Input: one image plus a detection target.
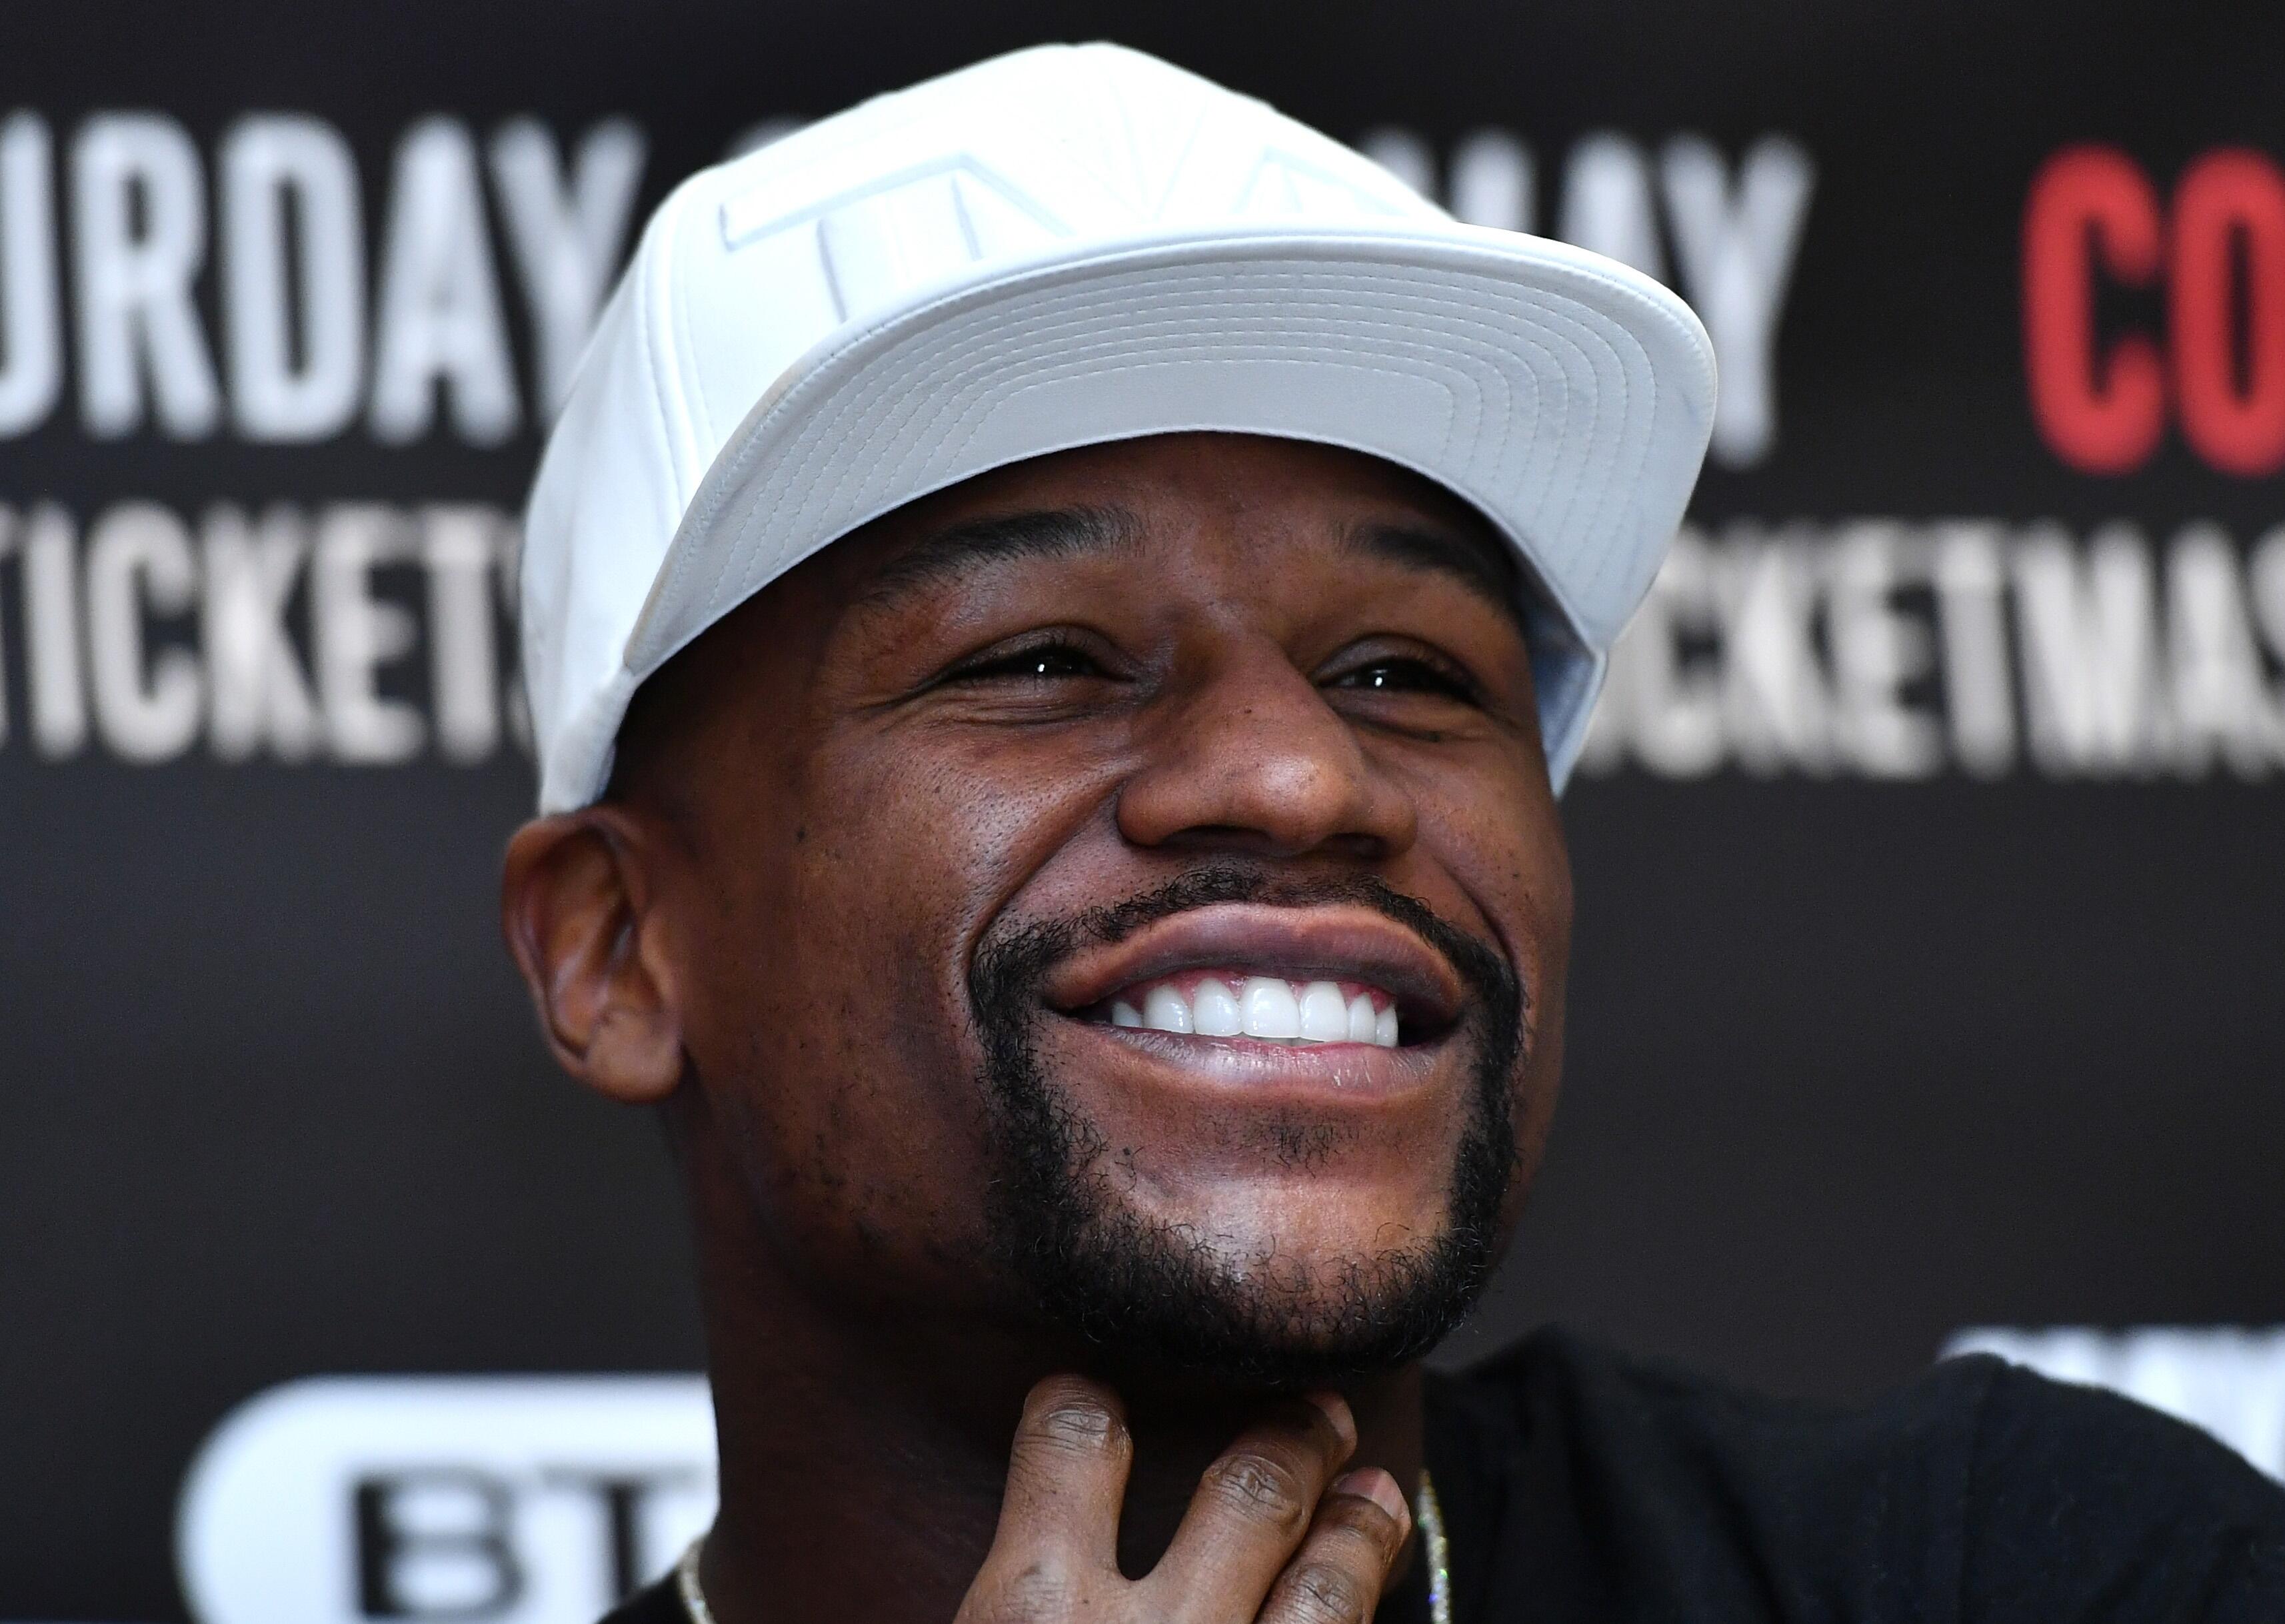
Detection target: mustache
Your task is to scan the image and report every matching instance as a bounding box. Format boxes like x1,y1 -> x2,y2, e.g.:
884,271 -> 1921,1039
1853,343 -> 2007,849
973,860 -> 1528,1039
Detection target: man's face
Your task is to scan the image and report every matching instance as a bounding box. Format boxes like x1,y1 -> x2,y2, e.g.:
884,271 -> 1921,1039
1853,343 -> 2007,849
609,432 -> 1572,1387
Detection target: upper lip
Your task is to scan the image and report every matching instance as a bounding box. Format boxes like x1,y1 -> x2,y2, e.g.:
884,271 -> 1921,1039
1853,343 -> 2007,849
1041,902 -> 1469,1032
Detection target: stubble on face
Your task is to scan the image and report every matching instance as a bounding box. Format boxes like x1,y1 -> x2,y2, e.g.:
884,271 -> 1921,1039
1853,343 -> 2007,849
967,862 -> 1527,1392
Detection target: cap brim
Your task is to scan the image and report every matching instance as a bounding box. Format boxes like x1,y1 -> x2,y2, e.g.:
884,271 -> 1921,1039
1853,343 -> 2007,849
569,223 -> 1713,806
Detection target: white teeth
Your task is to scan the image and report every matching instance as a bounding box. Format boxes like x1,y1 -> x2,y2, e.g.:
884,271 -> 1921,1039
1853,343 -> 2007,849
1191,979 -> 1244,1036
1105,976 -> 1400,1048
1142,984 -> 1192,1034
1240,976 -> 1302,1040
1298,981 -> 1349,1042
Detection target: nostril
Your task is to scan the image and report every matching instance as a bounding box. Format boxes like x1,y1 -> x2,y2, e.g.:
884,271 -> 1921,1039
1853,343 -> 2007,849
1148,824 -> 1310,856
1135,827 -> 1394,866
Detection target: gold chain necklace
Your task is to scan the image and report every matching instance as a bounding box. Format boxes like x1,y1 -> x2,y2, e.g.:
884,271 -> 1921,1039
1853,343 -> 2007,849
676,1473 -> 1452,1624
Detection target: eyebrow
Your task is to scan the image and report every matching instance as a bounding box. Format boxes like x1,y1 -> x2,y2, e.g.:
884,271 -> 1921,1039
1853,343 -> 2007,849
853,501 -> 1527,629
1342,518 -> 1528,630
855,504 -> 1143,610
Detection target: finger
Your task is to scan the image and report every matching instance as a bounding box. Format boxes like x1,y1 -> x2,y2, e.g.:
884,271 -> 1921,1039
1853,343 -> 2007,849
1145,1391 -> 1358,1611
987,1375 -> 1134,1573
1258,1469 -> 1411,1624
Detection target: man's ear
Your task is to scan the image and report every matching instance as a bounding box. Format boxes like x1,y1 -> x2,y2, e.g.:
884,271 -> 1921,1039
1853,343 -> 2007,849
500,809 -> 686,1104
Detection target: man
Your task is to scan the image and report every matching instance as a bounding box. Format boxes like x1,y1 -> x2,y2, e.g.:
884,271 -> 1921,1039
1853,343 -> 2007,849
501,43 -> 2285,1624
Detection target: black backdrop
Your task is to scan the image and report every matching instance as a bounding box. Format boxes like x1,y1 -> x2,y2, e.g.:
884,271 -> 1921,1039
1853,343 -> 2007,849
5,3 -> 2284,1618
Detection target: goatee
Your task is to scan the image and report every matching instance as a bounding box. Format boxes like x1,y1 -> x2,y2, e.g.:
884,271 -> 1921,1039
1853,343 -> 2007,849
967,863 -> 1527,1391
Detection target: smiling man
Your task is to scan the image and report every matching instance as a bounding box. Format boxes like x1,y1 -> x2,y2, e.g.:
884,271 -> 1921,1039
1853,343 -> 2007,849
501,43 -> 2285,1624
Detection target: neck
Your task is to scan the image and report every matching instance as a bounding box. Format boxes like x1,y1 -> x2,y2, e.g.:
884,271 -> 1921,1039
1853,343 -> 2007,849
681,1159 -> 1426,1623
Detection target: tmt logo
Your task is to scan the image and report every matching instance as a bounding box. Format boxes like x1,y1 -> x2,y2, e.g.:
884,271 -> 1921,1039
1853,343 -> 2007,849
2025,145 -> 2285,476
177,1376 -> 716,1624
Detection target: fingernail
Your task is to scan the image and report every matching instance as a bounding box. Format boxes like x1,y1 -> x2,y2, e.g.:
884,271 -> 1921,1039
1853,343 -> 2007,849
1303,1390 -> 1356,1447
1334,1468 -> 1409,1526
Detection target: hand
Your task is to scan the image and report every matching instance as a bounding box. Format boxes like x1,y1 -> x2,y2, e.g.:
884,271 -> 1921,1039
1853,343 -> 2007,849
955,1374 -> 1413,1623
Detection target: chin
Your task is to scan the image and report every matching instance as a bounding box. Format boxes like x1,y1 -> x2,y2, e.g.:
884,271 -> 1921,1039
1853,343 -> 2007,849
999,1179 -> 1499,1391
1129,1182 -> 1462,1283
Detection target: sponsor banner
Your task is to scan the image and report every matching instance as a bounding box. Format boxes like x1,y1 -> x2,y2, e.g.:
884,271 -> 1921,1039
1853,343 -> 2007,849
9,506 -> 2281,778
0,500 -> 525,766
7,113 -> 2284,784
0,111 -> 644,449
0,111 -> 1796,460
1584,518 -> 2285,780
177,1377 -> 715,1624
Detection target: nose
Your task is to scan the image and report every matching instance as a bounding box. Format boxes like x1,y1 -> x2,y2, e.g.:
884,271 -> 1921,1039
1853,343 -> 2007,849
1115,638 -> 1419,862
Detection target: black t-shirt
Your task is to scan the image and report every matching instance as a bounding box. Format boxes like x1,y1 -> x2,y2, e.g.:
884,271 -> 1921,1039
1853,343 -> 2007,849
601,1326 -> 2285,1623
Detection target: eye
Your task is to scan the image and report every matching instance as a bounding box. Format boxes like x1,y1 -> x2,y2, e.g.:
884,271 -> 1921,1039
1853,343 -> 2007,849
1329,655 -> 1477,702
947,639 -> 1106,683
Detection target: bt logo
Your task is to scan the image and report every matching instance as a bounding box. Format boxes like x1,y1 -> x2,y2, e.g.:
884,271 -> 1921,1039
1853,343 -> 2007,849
177,1377 -> 715,1624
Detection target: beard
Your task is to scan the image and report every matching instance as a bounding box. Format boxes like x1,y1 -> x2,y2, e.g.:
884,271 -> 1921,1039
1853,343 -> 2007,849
967,862 -> 1527,1392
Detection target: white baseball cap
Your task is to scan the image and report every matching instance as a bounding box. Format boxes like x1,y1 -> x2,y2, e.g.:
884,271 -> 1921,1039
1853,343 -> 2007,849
521,41 -> 1716,812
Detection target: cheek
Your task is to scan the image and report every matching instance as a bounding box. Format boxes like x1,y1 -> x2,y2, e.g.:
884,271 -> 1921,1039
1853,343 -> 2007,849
1404,746 -> 1571,972
677,731 -> 1115,1278
1476,794 -> 1570,1201
1402,749 -> 1571,1096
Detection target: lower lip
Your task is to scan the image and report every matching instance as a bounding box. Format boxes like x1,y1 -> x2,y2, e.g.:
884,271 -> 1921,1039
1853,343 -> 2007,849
1052,1015 -> 1447,1102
